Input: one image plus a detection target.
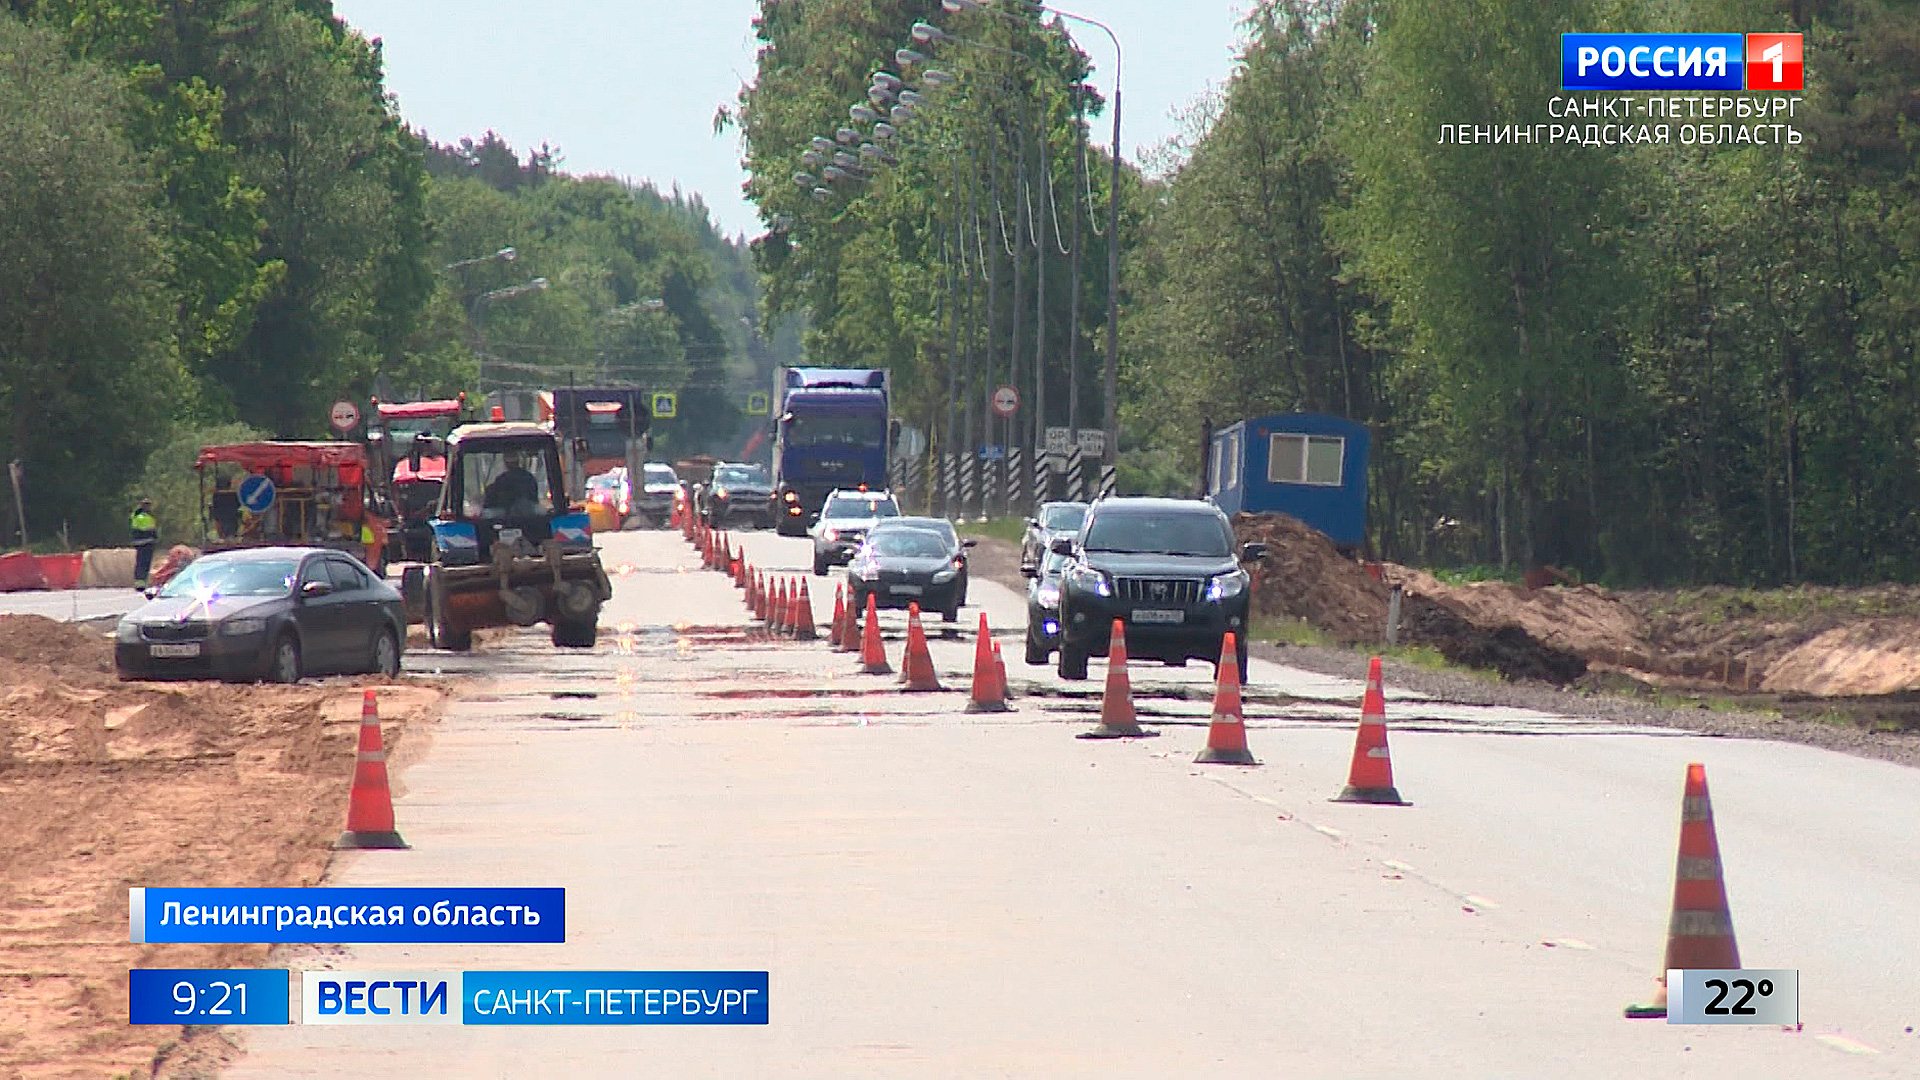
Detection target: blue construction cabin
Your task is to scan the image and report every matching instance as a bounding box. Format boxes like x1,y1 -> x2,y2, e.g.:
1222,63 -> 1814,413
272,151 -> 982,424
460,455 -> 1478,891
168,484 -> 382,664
1207,413 -> 1370,551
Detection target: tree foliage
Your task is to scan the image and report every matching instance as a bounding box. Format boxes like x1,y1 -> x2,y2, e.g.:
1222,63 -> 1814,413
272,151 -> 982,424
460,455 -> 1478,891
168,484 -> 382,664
1121,0 -> 1920,585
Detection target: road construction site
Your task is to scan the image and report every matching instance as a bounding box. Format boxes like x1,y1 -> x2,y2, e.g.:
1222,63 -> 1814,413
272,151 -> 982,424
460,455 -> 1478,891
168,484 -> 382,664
3,525 -> 1918,1078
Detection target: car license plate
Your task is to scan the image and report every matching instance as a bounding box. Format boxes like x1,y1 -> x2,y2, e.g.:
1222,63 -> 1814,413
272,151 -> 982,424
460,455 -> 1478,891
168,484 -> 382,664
499,528 -> 522,543
1132,609 -> 1184,624
149,642 -> 202,658
890,584 -> 923,596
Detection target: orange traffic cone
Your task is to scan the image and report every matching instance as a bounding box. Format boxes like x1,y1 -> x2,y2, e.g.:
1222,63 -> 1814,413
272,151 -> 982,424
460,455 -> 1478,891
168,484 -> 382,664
836,590 -> 861,652
898,602 -> 942,691
781,577 -> 797,636
859,593 -> 892,674
828,585 -> 846,648
733,552 -> 746,589
1625,763 -> 1741,1018
1195,632 -> 1257,765
993,640 -> 1010,700
774,577 -> 790,632
965,612 -> 1009,712
1079,619 -> 1147,739
715,534 -> 729,575
753,570 -> 768,621
336,689 -> 408,849
744,563 -> 757,608
793,579 -> 819,640
1333,656 -> 1409,804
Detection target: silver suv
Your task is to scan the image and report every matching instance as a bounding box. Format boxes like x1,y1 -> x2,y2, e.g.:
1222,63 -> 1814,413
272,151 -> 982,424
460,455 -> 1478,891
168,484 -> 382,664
808,489 -> 901,575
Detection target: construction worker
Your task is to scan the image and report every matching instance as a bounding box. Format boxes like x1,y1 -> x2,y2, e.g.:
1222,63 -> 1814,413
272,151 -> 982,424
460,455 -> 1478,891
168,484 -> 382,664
130,497 -> 159,587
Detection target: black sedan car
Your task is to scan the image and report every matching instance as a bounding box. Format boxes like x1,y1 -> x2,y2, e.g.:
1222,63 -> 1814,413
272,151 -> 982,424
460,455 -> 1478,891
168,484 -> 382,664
1022,548 -> 1072,664
1052,498 -> 1266,682
845,527 -> 966,622
867,516 -> 974,608
115,547 -> 407,683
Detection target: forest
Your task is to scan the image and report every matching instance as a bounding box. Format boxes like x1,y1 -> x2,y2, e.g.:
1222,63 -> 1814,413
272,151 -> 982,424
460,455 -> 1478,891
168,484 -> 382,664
738,0 -> 1920,585
0,0 -> 771,546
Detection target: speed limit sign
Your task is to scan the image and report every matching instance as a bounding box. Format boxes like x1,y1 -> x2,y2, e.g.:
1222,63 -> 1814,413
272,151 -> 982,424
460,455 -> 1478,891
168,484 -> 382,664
991,385 -> 1020,418
329,400 -> 361,432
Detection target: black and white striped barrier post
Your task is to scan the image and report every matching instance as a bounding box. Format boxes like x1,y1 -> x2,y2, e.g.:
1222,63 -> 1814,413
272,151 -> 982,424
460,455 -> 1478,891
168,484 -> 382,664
1032,450 -> 1048,510
961,454 -> 977,520
1099,464 -> 1118,498
942,453 -> 957,515
1065,447 -> 1085,502
1006,447 -> 1023,517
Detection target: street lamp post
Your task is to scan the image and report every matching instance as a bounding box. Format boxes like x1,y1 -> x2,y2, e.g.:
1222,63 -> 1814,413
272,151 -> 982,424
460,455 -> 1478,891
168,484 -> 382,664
937,0 -> 1122,492
470,277 -> 549,399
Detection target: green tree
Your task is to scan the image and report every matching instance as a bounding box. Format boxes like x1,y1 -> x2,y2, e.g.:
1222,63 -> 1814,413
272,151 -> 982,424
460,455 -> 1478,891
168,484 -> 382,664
0,13 -> 182,542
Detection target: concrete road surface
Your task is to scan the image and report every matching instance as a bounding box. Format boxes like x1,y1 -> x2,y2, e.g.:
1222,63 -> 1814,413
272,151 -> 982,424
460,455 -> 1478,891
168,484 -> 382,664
225,527 -> 1920,1078
0,586 -> 142,623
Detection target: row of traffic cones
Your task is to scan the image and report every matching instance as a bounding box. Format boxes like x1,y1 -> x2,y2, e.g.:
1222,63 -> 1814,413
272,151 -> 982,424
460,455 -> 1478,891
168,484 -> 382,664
676,511 -> 1742,1024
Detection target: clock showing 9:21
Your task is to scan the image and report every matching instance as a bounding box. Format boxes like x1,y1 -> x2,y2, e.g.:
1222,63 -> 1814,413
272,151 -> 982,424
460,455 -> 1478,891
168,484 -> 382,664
129,969 -> 290,1025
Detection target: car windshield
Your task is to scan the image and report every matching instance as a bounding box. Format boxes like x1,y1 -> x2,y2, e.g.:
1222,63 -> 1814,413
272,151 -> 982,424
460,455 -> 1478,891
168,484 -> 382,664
1041,550 -> 1072,576
1081,511 -> 1233,557
463,444 -> 556,518
158,557 -> 298,599
643,465 -> 677,484
714,465 -> 767,486
880,520 -> 956,548
823,495 -> 898,520
1042,505 -> 1087,531
786,412 -> 886,448
870,530 -> 949,559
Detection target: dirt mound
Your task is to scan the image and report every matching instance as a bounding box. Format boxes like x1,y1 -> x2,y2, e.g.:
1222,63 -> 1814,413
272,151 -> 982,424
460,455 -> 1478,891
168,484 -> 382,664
1232,514 -> 1585,684
1758,620 -> 1920,696
0,613 -> 115,672
1233,513 -> 1389,642
0,613 -> 444,1078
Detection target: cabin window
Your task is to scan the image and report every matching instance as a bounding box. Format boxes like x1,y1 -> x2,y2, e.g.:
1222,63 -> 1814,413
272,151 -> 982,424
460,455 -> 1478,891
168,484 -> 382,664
1269,434 -> 1345,486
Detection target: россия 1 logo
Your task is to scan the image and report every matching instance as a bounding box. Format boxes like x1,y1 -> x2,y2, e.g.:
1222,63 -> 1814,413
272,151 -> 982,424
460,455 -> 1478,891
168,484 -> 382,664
1561,33 -> 1802,92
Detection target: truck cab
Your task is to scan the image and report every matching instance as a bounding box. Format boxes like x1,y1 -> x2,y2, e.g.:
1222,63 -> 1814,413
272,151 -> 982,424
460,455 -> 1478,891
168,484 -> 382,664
772,367 -> 892,535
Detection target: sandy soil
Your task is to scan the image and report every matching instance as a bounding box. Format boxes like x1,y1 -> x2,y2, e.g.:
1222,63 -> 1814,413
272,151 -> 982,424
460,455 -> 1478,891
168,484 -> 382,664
0,615 -> 444,1080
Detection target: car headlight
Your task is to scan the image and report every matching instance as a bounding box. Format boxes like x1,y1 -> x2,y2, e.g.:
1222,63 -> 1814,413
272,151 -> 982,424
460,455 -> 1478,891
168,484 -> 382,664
1036,583 -> 1061,608
1206,571 -> 1249,601
1066,565 -> 1111,598
855,561 -> 879,581
932,567 -> 957,584
116,619 -> 142,643
222,617 -> 268,636
823,528 -> 840,542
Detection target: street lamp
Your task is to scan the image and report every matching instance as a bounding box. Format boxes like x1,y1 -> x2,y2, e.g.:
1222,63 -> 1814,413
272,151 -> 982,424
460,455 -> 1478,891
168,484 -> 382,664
471,277 -> 549,397
444,246 -> 516,272
927,0 -> 1125,487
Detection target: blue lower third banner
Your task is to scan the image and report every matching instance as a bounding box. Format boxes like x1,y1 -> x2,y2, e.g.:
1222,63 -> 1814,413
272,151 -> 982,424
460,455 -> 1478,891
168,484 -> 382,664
464,971 -> 769,1025
130,969 -> 290,1025
130,887 -> 565,944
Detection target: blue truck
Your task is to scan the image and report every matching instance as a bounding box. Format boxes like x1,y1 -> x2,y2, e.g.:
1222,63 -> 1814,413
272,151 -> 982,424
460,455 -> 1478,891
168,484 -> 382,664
771,367 -> 892,535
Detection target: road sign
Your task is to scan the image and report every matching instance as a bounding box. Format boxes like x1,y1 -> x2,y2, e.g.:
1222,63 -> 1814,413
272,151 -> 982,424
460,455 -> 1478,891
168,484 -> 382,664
237,474 -> 276,514
978,444 -> 1006,461
1076,428 -> 1106,457
1045,427 -> 1073,456
746,391 -> 770,416
329,400 -> 361,433
651,392 -> 677,419
893,424 -> 927,462
991,385 -> 1020,418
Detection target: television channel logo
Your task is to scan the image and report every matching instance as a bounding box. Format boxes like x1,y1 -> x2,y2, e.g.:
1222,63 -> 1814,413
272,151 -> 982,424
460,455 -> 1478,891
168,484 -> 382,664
1561,34 -> 1802,92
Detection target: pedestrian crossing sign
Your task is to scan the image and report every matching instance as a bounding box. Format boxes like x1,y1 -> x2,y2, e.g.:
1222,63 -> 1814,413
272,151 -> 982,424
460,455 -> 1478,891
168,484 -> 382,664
651,392 -> 677,419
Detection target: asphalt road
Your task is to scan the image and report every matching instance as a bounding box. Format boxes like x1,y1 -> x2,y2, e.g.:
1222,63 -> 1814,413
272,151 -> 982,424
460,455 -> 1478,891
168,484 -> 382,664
225,527 -> 1920,1078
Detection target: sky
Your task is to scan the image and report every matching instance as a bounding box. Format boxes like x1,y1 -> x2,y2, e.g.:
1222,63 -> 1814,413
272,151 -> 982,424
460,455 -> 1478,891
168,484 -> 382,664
331,0 -> 1253,240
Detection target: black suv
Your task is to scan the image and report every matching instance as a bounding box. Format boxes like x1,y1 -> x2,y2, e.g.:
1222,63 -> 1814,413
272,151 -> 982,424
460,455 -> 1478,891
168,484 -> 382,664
1052,497 -> 1265,682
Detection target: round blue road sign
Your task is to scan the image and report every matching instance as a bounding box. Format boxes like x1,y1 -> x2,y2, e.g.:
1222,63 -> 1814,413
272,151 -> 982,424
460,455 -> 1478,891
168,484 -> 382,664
237,474 -> 276,514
